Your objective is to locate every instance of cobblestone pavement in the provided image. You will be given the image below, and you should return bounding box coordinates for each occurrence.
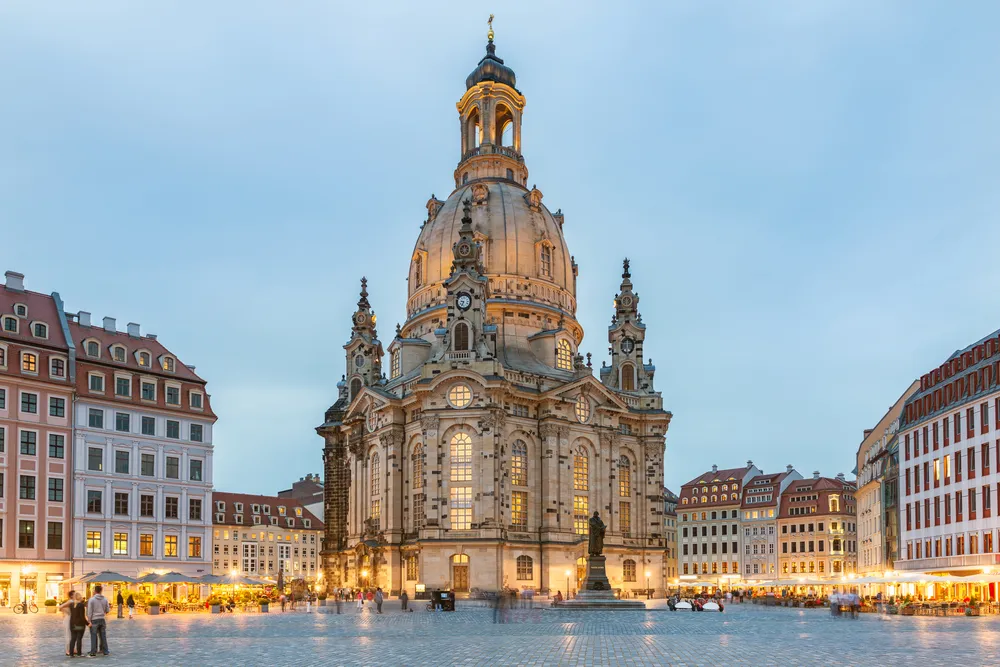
[1,602,997,666]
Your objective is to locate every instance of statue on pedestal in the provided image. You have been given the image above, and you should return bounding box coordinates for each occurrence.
[588,511,606,556]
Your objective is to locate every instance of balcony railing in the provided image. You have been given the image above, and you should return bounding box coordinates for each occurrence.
[898,554,1000,571]
[461,144,524,163]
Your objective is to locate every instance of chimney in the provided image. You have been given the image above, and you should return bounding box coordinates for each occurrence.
[78,311,92,327]
[836,472,846,482]
[4,271,25,291]
[127,322,140,338]
[747,460,754,468]
[711,464,718,474]
[102,316,116,333]
[786,464,794,474]
[186,364,196,372]
[145,333,157,340]
[813,471,820,479]
[863,429,874,438]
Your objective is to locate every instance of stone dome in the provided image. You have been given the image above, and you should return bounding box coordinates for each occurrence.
[405,180,577,335]
[465,40,516,90]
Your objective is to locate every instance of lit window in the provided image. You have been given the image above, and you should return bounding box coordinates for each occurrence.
[511,440,527,486]
[620,501,631,537]
[573,495,589,535]
[619,456,631,496]
[556,339,572,370]
[21,353,37,373]
[623,559,636,582]
[516,554,533,580]
[162,356,175,372]
[390,350,401,379]
[448,383,472,408]
[539,244,552,277]
[574,447,589,491]
[114,533,129,556]
[575,395,591,423]
[164,535,178,557]
[450,433,472,482]
[370,453,380,495]
[86,531,102,555]
[512,490,528,529]
[411,443,424,489]
[138,351,150,367]
[113,346,126,362]
[450,487,472,530]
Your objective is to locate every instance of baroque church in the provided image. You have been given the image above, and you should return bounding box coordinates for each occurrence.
[318,27,672,597]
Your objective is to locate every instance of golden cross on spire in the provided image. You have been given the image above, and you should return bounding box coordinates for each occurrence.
[487,14,495,41]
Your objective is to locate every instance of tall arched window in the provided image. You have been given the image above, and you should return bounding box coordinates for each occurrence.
[467,107,481,149]
[574,448,589,492]
[516,555,533,580]
[411,443,423,489]
[495,104,513,147]
[623,559,636,582]
[450,433,472,482]
[556,339,572,370]
[539,244,552,277]
[370,453,380,496]
[573,446,589,535]
[619,455,631,497]
[413,256,423,288]
[511,440,527,486]
[453,322,470,351]
[621,363,635,391]
[350,378,362,400]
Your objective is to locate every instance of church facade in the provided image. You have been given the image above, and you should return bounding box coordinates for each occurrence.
[318,30,672,598]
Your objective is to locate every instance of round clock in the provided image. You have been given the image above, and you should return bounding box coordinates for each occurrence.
[354,312,366,325]
[621,337,635,355]
[620,295,633,308]
[355,354,365,368]
[457,242,472,257]
[457,293,472,311]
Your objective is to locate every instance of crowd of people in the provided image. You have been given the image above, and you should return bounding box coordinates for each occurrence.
[830,590,862,618]
[57,585,112,657]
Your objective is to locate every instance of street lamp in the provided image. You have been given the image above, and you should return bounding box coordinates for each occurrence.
[361,569,369,589]
[645,571,651,599]
[20,565,34,614]
[565,569,572,599]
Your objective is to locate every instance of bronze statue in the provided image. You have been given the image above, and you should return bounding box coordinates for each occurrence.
[587,511,606,556]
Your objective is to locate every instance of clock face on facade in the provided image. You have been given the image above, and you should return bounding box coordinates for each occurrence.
[355,354,365,368]
[355,312,366,325]
[457,242,472,257]
[620,295,633,308]
[457,293,472,311]
[621,337,635,355]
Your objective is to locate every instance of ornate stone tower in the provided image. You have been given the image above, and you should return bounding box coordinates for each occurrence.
[601,259,657,400]
[344,278,383,401]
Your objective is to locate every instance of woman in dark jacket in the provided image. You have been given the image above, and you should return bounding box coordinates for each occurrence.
[69,591,90,657]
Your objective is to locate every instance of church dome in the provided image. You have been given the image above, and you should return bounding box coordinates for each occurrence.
[465,40,517,90]
[405,180,577,333]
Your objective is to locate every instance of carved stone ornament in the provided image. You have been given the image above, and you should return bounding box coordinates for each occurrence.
[426,195,445,222]
[524,184,543,211]
[420,414,440,434]
[348,432,365,457]
[478,408,506,432]
[538,423,562,440]
[471,183,490,205]
[598,429,619,449]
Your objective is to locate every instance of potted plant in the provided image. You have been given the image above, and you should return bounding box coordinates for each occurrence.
[318,593,327,607]
[259,597,270,613]
[207,596,222,614]
[148,600,160,615]
[901,602,915,616]
[45,599,58,614]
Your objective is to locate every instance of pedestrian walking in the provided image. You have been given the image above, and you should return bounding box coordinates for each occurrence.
[87,585,111,657]
[58,590,76,656]
[116,591,124,619]
[400,590,408,612]
[306,595,312,613]
[69,592,89,658]
[375,588,384,614]
[280,594,287,612]
[126,594,135,620]
[356,590,364,610]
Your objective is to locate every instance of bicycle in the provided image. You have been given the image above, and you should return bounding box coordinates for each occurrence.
[13,601,39,614]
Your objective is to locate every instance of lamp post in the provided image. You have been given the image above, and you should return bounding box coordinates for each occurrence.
[645,571,651,600]
[20,565,33,614]
[565,569,571,599]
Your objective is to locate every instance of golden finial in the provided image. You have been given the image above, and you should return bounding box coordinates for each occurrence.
[487,14,495,42]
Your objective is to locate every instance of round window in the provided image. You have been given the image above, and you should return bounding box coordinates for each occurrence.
[575,395,591,423]
[448,383,473,409]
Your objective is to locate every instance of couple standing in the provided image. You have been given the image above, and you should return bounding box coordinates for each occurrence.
[60,585,111,657]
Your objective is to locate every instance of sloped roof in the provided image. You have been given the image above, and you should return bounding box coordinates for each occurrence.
[212,491,323,530]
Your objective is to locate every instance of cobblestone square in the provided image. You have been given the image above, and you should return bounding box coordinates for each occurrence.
[1,602,997,666]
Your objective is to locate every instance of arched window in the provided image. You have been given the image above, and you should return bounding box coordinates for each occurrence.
[450,433,472,482]
[516,555,533,580]
[411,443,424,489]
[506,168,514,180]
[575,395,591,423]
[621,363,635,391]
[721,493,727,501]
[701,496,708,503]
[467,107,481,149]
[462,172,469,185]
[623,559,636,582]
[453,322,470,351]
[350,378,362,400]
[573,447,589,491]
[555,339,572,370]
[413,256,423,288]
[619,456,631,497]
[539,244,552,277]
[511,440,527,486]
[390,350,401,379]
[86,340,99,357]
[370,453,380,496]
[495,104,513,147]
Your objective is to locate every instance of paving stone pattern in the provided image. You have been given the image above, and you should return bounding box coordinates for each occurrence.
[1,602,996,666]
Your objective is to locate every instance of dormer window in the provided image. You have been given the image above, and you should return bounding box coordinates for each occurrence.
[235,515,243,524]
[270,517,278,526]
[234,502,244,513]
[86,340,99,357]
[253,516,261,525]
[278,506,286,516]
[216,501,226,511]
[190,391,203,409]
[556,339,572,370]
[295,507,302,517]
[21,352,38,373]
[252,504,260,514]
[3,316,18,333]
[161,356,175,372]
[303,519,311,528]
[263,505,271,514]
[539,243,552,277]
[137,351,151,367]
[32,322,48,339]
[390,350,401,379]
[14,303,27,317]
[215,513,225,522]
[286,518,294,527]
[112,345,126,362]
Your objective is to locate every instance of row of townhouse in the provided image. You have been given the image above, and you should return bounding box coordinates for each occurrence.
[676,461,858,586]
[0,270,216,605]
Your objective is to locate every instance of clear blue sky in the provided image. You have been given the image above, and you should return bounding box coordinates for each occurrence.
[3,2,999,494]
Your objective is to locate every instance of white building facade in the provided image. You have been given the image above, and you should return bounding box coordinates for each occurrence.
[741,468,800,579]
[898,330,1000,574]
[69,315,216,578]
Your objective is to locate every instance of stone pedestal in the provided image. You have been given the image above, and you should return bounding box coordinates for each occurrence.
[551,556,645,610]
